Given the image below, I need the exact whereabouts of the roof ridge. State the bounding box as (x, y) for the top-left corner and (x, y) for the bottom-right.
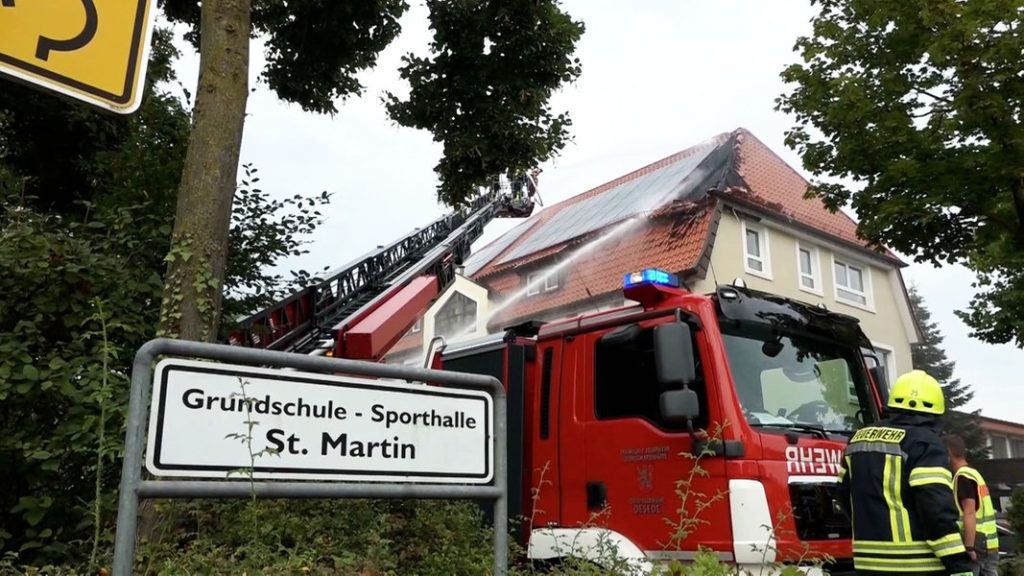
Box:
(469, 132), (735, 278)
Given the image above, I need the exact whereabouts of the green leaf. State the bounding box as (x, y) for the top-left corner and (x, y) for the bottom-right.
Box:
(48, 357), (65, 370)
(25, 507), (46, 527)
(22, 365), (39, 381)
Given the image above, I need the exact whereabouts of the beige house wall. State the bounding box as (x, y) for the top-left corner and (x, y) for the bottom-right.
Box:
(691, 208), (917, 382)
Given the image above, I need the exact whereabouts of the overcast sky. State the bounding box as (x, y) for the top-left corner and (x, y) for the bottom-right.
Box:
(167, 0), (1023, 422)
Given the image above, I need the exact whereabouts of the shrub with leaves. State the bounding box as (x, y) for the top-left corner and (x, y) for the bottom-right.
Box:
(1, 125), (330, 573)
(1009, 486), (1024, 553)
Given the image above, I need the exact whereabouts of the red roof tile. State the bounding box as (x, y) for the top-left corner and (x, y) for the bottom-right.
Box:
(467, 127), (902, 327)
(728, 129), (902, 262)
(486, 202), (714, 327)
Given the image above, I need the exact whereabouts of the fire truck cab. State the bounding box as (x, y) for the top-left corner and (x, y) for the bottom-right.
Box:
(436, 268), (887, 575)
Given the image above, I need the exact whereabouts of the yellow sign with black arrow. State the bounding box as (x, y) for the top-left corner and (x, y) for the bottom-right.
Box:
(0, 0), (156, 114)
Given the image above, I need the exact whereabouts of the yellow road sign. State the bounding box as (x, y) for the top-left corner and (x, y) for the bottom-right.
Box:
(0, 0), (156, 114)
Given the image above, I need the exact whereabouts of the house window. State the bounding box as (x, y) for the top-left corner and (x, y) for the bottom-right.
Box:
(861, 343), (895, 400)
(833, 257), (871, 308)
(544, 273), (559, 291)
(741, 221), (771, 279)
(1010, 437), (1024, 458)
(526, 270), (560, 296)
(991, 435), (1009, 459)
(434, 292), (477, 340)
(797, 243), (821, 294)
(526, 273), (541, 296)
(410, 318), (422, 333)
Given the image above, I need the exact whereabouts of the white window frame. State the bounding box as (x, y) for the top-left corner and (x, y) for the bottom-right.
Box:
(796, 242), (822, 296)
(526, 272), (541, 296)
(544, 271), (559, 291)
(856, 342), (895, 405)
(1010, 436), (1024, 459)
(741, 220), (772, 280)
(526, 271), (559, 296)
(990, 434), (1010, 459)
(868, 341), (896, 387)
(831, 254), (874, 312)
(410, 318), (422, 333)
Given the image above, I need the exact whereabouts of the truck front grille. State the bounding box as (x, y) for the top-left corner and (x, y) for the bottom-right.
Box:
(788, 482), (851, 541)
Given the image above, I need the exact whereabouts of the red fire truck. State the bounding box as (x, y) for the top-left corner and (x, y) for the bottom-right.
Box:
(228, 180), (890, 575)
(435, 269), (889, 575)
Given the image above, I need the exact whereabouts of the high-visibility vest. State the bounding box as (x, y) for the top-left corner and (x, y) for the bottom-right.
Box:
(953, 466), (999, 551)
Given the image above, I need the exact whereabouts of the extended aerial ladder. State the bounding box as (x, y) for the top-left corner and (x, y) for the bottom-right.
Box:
(226, 172), (539, 361)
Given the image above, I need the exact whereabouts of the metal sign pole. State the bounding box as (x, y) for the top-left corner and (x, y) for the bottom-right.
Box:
(112, 338), (507, 576)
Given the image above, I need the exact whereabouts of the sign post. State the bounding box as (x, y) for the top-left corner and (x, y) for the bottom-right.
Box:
(113, 339), (507, 576)
(0, 0), (156, 113)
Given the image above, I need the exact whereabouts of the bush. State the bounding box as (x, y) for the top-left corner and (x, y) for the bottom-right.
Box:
(0, 421), (811, 576)
(1009, 486), (1024, 553)
(1001, 555), (1024, 576)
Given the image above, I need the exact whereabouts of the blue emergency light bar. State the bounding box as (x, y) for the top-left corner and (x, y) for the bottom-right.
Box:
(623, 268), (680, 289)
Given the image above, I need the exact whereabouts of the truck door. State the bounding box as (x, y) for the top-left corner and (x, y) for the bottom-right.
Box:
(562, 319), (734, 559)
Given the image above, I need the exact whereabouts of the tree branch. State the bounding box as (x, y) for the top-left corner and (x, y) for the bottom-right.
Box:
(913, 87), (952, 104)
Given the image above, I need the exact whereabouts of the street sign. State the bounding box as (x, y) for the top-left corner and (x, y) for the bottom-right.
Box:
(0, 0), (156, 114)
(145, 358), (495, 484)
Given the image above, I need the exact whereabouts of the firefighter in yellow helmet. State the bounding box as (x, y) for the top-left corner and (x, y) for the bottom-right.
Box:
(835, 370), (973, 576)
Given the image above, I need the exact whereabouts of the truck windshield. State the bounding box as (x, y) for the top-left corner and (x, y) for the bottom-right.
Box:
(719, 322), (872, 435)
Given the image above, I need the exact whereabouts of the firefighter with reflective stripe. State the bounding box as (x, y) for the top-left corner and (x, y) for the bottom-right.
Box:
(943, 433), (999, 576)
(836, 370), (973, 576)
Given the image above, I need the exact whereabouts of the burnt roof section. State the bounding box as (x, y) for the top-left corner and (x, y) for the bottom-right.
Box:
(466, 127), (902, 281)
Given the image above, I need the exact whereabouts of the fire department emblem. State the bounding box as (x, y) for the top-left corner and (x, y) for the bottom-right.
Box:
(637, 464), (654, 491)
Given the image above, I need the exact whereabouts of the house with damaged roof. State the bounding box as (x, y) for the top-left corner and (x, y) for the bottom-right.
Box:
(385, 127), (921, 385)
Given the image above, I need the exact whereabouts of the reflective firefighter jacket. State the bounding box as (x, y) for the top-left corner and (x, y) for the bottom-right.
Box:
(836, 415), (973, 575)
(953, 465), (1000, 552)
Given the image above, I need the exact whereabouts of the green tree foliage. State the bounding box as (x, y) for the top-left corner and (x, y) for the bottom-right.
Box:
(154, 0), (584, 349)
(0, 32), (189, 562)
(385, 0), (585, 207)
(0, 29), (185, 216)
(160, 0), (584, 205)
(0, 30), (329, 564)
(776, 0), (1024, 347)
(907, 286), (989, 461)
(221, 163), (332, 331)
(160, 0), (410, 115)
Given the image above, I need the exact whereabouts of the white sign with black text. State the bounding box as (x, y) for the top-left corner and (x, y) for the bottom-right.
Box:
(144, 359), (494, 484)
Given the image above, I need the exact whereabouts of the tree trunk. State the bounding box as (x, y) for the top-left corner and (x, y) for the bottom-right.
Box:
(143, 0), (250, 544)
(1013, 176), (1024, 247)
(158, 0), (251, 342)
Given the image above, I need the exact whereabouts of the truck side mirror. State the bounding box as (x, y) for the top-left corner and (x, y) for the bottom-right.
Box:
(869, 365), (889, 406)
(659, 387), (701, 423)
(654, 321), (696, 387)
